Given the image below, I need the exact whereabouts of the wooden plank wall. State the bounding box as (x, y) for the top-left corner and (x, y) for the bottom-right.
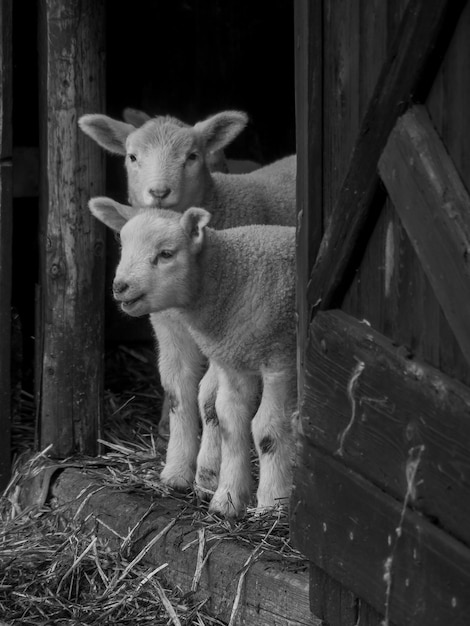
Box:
(342, 1), (470, 386)
(0, 0), (12, 489)
(292, 0), (470, 624)
(37, 0), (106, 457)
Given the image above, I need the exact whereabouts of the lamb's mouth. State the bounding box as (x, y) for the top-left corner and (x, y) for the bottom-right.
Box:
(120, 294), (145, 312)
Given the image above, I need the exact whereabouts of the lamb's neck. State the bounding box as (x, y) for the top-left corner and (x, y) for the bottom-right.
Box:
(179, 231), (232, 348)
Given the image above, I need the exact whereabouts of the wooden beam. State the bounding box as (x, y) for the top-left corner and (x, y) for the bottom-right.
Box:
(297, 309), (470, 547)
(306, 0), (467, 318)
(291, 444), (470, 626)
(294, 0), (323, 397)
(37, 0), (106, 456)
(379, 104), (470, 367)
(51, 468), (316, 626)
(0, 0), (13, 489)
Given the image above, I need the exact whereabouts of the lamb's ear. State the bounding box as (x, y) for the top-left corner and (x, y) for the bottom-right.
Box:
(180, 207), (212, 250)
(78, 114), (134, 155)
(88, 196), (135, 232)
(194, 111), (248, 153)
(122, 107), (151, 128)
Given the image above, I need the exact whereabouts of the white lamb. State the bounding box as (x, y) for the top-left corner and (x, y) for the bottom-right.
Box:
(89, 197), (297, 518)
(79, 111), (296, 497)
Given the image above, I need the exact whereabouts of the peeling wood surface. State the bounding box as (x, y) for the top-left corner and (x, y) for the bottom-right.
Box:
(0, 0), (12, 489)
(379, 105), (470, 367)
(291, 444), (470, 626)
(298, 309), (470, 547)
(37, 0), (106, 456)
(51, 469), (315, 626)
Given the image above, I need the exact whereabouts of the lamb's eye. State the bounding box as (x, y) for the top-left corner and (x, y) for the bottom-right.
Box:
(128, 153), (137, 163)
(186, 152), (198, 162)
(152, 250), (174, 265)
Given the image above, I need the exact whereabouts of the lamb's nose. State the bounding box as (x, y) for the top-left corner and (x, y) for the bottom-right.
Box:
(113, 279), (129, 295)
(148, 186), (171, 200)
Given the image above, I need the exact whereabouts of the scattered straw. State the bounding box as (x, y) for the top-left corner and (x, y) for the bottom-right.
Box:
(3, 343), (308, 623)
(191, 528), (206, 592)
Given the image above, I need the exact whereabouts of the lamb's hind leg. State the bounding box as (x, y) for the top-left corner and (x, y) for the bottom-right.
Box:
(252, 368), (296, 510)
(151, 313), (206, 490)
(209, 365), (259, 518)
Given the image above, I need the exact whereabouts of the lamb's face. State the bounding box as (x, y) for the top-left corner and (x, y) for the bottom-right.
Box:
(113, 212), (196, 317)
(125, 120), (208, 211)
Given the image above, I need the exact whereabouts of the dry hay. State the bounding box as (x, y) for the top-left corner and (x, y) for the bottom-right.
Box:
(1, 344), (307, 624)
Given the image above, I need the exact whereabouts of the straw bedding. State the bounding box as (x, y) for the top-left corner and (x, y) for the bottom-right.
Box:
(1, 344), (306, 624)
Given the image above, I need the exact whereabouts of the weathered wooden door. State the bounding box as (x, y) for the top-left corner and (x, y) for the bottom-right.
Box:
(291, 1), (470, 624)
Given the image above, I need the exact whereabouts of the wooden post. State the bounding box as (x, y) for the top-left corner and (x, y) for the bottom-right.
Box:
(37, 0), (106, 457)
(0, 0), (13, 489)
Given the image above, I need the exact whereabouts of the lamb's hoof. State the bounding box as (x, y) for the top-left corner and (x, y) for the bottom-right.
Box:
(208, 488), (248, 519)
(160, 465), (195, 491)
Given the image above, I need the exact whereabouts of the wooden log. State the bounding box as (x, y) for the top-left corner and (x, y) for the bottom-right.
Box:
(37, 0), (106, 456)
(0, 0), (12, 489)
(291, 444), (470, 626)
(306, 0), (466, 317)
(51, 468), (316, 626)
(297, 309), (470, 547)
(379, 104), (470, 368)
(294, 0), (323, 395)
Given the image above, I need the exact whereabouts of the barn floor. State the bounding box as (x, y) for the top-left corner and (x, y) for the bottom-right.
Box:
(2, 344), (312, 625)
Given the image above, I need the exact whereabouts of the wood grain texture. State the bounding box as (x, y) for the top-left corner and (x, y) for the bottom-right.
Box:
(0, 0), (12, 489)
(297, 309), (470, 547)
(307, 0), (466, 316)
(379, 105), (470, 368)
(291, 444), (470, 626)
(309, 562), (387, 626)
(37, 0), (106, 456)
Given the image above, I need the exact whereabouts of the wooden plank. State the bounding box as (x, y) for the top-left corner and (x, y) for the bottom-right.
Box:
(425, 0), (470, 384)
(306, 0), (466, 316)
(379, 104), (470, 368)
(50, 468), (316, 626)
(294, 0), (323, 396)
(291, 444), (470, 626)
(309, 562), (387, 626)
(37, 0), (106, 456)
(297, 309), (470, 547)
(0, 0), (13, 490)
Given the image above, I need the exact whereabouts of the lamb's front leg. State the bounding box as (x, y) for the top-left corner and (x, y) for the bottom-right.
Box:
(209, 365), (259, 518)
(151, 313), (206, 489)
(252, 368), (296, 510)
(195, 362), (221, 498)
